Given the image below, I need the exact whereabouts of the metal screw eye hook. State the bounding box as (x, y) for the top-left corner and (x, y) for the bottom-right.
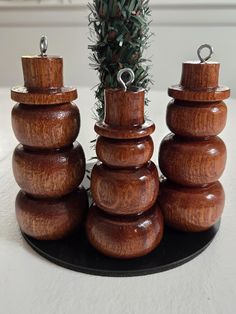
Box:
(197, 44), (214, 63)
(117, 68), (135, 92)
(40, 35), (48, 57)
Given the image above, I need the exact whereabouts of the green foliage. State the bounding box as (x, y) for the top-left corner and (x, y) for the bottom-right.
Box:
(88, 0), (152, 121)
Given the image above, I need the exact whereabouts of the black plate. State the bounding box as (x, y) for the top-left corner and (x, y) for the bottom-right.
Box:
(22, 220), (220, 277)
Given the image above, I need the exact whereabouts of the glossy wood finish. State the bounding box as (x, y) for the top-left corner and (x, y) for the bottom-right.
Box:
(86, 203), (164, 259)
(159, 133), (226, 186)
(95, 120), (155, 140)
(13, 142), (85, 198)
(96, 86), (155, 139)
(158, 180), (225, 232)
(12, 102), (80, 149)
(168, 85), (230, 102)
(87, 88), (163, 257)
(16, 187), (88, 240)
(11, 86), (77, 105)
(180, 62), (220, 89)
(22, 56), (64, 90)
(11, 50), (87, 241)
(11, 55), (77, 105)
(91, 161), (159, 215)
(158, 57), (230, 232)
(168, 62), (230, 102)
(96, 136), (154, 168)
(167, 99), (227, 138)
(104, 89), (145, 127)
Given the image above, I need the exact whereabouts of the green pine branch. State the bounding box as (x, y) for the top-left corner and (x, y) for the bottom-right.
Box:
(88, 0), (153, 121)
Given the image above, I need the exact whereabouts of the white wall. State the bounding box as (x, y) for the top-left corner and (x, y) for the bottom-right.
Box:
(0, 1), (235, 96)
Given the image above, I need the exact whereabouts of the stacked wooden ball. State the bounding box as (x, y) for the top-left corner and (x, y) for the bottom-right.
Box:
(158, 47), (230, 232)
(86, 74), (164, 259)
(11, 43), (87, 240)
(10, 40), (230, 268)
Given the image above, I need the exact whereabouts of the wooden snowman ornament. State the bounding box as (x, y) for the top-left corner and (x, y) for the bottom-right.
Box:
(11, 36), (88, 240)
(86, 69), (164, 259)
(158, 45), (230, 232)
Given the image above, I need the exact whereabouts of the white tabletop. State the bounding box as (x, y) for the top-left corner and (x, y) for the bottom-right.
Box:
(1, 87), (236, 314)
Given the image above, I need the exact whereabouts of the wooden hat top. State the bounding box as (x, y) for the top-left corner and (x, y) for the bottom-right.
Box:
(104, 88), (145, 127)
(95, 87), (155, 140)
(11, 36), (77, 105)
(95, 88), (155, 139)
(168, 45), (230, 101)
(95, 69), (155, 139)
(22, 55), (64, 90)
(103, 69), (145, 128)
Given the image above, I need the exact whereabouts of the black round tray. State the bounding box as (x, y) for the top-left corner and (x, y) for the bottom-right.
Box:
(22, 220), (220, 277)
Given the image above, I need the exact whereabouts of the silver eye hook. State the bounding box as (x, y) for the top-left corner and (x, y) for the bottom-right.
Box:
(197, 44), (214, 63)
(40, 35), (48, 57)
(117, 68), (135, 92)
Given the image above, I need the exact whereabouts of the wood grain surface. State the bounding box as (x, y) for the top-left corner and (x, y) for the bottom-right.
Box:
(11, 86), (78, 105)
(158, 59), (230, 232)
(22, 56), (64, 90)
(87, 88), (163, 257)
(96, 135), (154, 168)
(166, 99), (227, 138)
(13, 142), (85, 198)
(180, 62), (220, 89)
(86, 203), (164, 259)
(16, 187), (88, 240)
(158, 180), (225, 232)
(12, 102), (80, 149)
(95, 120), (155, 140)
(168, 61), (230, 102)
(104, 89), (145, 127)
(91, 161), (159, 215)
(11, 55), (77, 105)
(159, 133), (226, 186)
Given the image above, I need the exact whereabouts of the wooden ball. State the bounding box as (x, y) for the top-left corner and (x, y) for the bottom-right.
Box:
(16, 187), (88, 240)
(91, 161), (159, 215)
(158, 180), (225, 232)
(13, 142), (85, 198)
(86, 203), (164, 259)
(12, 102), (80, 149)
(167, 99), (227, 137)
(96, 136), (154, 168)
(159, 134), (226, 186)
